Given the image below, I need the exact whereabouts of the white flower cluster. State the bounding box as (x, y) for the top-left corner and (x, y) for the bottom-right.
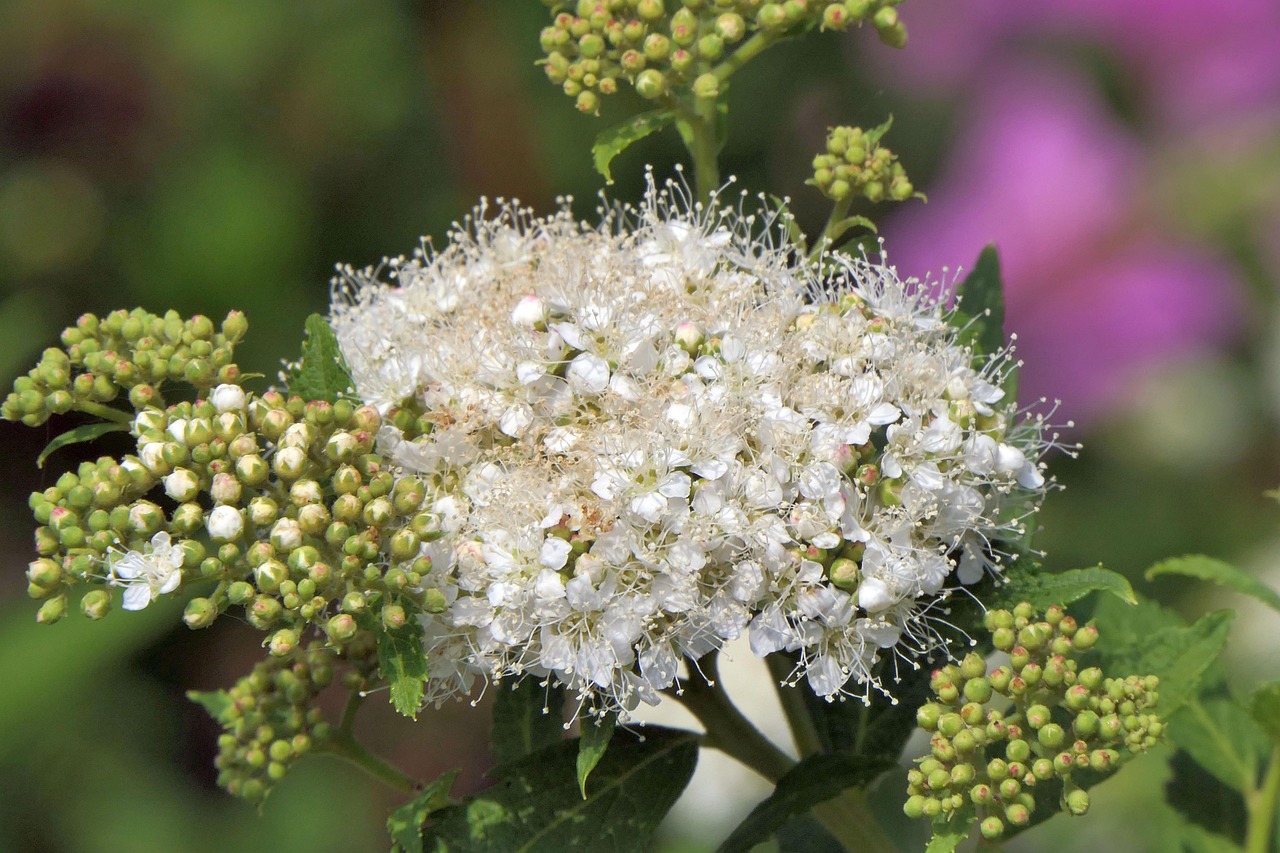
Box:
(330, 180), (1051, 712)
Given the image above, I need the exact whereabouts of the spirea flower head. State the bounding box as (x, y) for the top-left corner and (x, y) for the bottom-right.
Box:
(330, 176), (1054, 714)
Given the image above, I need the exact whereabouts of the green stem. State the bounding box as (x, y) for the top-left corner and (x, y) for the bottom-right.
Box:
(669, 654), (899, 853)
(807, 195), (853, 263)
(74, 401), (133, 424)
(319, 730), (421, 794)
(666, 653), (795, 783)
(675, 97), (722, 203)
(766, 654), (824, 758)
(1245, 744), (1280, 853)
(339, 688), (364, 734)
(711, 30), (778, 83)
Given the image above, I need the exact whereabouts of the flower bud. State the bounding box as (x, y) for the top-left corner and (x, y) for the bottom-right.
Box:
(1004, 803), (1030, 827)
(268, 628), (299, 657)
(208, 505), (245, 542)
(248, 596), (282, 629)
(1038, 723), (1066, 749)
(980, 816), (1004, 840)
(1065, 788), (1090, 816)
(1072, 625), (1099, 651)
(38, 595), (69, 624)
(692, 73), (720, 99)
(255, 560), (289, 594)
(184, 597), (219, 629)
(423, 588), (448, 613)
(163, 468), (201, 503)
(81, 589), (111, 620)
(211, 384), (247, 413)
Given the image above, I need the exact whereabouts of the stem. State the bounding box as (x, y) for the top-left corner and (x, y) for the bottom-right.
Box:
(319, 730), (421, 794)
(766, 654), (824, 758)
(1245, 744), (1280, 853)
(711, 30), (778, 83)
(666, 653), (795, 783)
(669, 654), (899, 852)
(339, 688), (364, 734)
(807, 196), (854, 263)
(675, 97), (722, 203)
(74, 401), (132, 424)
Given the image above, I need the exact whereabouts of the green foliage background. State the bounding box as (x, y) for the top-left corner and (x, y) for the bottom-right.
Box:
(1, 2), (1278, 851)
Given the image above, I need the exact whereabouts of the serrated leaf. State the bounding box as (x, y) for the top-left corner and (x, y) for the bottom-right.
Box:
(388, 770), (459, 853)
(576, 712), (615, 798)
(924, 804), (977, 853)
(186, 688), (233, 724)
(421, 726), (697, 853)
(718, 754), (894, 853)
(1250, 681), (1280, 743)
(989, 565), (1137, 610)
(954, 245), (1005, 357)
(1094, 602), (1234, 717)
(592, 110), (675, 183)
(491, 678), (566, 767)
(1165, 750), (1248, 846)
(286, 314), (354, 404)
(1171, 696), (1270, 792)
(1146, 555), (1280, 614)
(37, 421), (129, 468)
(376, 617), (429, 719)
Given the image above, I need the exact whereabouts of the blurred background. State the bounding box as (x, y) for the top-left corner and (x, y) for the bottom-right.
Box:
(1, 1), (1277, 850)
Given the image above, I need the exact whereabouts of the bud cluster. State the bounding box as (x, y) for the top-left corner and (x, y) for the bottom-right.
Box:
(540, 0), (907, 113)
(2, 308), (246, 427)
(903, 602), (1163, 840)
(809, 123), (915, 204)
(211, 643), (341, 802)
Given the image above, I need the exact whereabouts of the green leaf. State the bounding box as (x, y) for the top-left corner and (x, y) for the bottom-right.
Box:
(388, 770), (460, 853)
(592, 110), (675, 184)
(988, 565), (1137, 610)
(775, 815), (842, 853)
(376, 616), (430, 719)
(286, 313), (354, 404)
(1165, 750), (1247, 846)
(1094, 601), (1234, 717)
(718, 754), (894, 853)
(576, 712), (616, 798)
(1250, 681), (1280, 743)
(37, 421), (129, 468)
(1171, 696), (1270, 792)
(954, 245), (1005, 356)
(421, 726), (697, 853)
(491, 678), (566, 767)
(1146, 555), (1280, 614)
(186, 688), (233, 724)
(924, 804), (977, 853)
(865, 114), (894, 146)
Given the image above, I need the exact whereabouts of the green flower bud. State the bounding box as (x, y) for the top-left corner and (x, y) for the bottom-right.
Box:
(937, 713), (964, 739)
(37, 595), (68, 624)
(1006, 739), (1030, 763)
(643, 32), (671, 61)
(697, 33), (725, 60)
(27, 558), (62, 589)
(268, 628), (299, 657)
(980, 816), (1004, 840)
(914, 702), (943, 731)
(1089, 748), (1118, 772)
(992, 627), (1016, 652)
(987, 758), (1009, 781)
(903, 794), (926, 818)
(184, 597), (219, 629)
(326, 613), (359, 642)
(247, 496), (279, 527)
(692, 73), (720, 99)
(80, 589), (111, 620)
(228, 581), (255, 604)
(1004, 802), (1030, 827)
(962, 677), (992, 704)
(576, 90), (601, 114)
(822, 4), (850, 30)
(423, 588), (448, 613)
(1038, 723), (1066, 749)
(1065, 788), (1090, 816)
(1026, 704), (1052, 729)
(989, 666), (1012, 694)
(1072, 625), (1099, 651)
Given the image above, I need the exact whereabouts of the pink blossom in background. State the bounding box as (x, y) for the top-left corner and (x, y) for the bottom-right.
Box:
(870, 0), (1280, 129)
(881, 65), (1244, 424)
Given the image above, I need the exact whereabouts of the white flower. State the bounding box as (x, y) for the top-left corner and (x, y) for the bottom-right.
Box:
(328, 177), (1054, 712)
(163, 468), (200, 503)
(109, 531), (184, 610)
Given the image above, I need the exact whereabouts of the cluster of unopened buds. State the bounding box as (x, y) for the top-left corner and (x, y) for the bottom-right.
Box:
(540, 0), (907, 113)
(206, 643), (343, 802)
(904, 603), (1163, 840)
(809, 124), (916, 204)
